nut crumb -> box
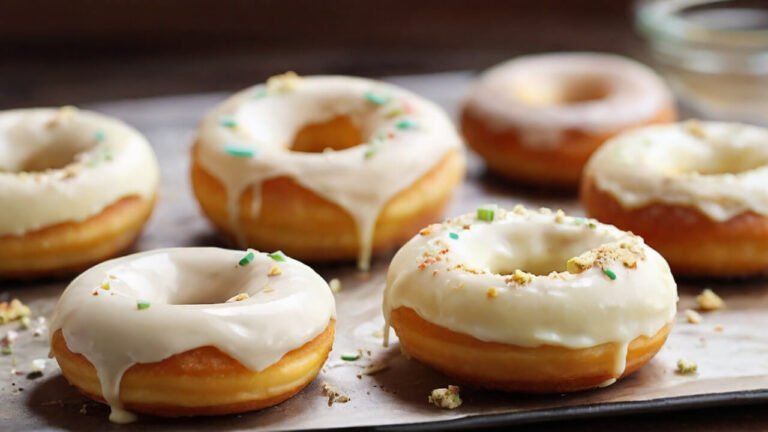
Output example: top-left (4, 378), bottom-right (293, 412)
top-left (676, 358), bottom-right (698, 375)
top-left (0, 299), bottom-right (31, 324)
top-left (554, 209), bottom-right (566, 223)
top-left (329, 278), bottom-right (342, 294)
top-left (268, 265), bottom-right (282, 276)
top-left (321, 383), bottom-right (350, 406)
top-left (505, 269), bottom-right (534, 285)
top-left (486, 287), bottom-right (498, 299)
top-left (428, 385), bottom-right (462, 409)
top-left (226, 293), bottom-right (250, 303)
top-left (696, 289), bottom-right (725, 311)
top-left (356, 361), bottom-right (389, 378)
top-left (685, 309), bottom-right (703, 324)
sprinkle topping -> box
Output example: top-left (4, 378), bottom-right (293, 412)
top-left (395, 118), bottom-right (418, 130)
top-left (219, 116), bottom-right (238, 129)
top-left (365, 91), bottom-right (390, 106)
top-left (224, 143), bottom-right (256, 158)
top-left (238, 251), bottom-right (255, 266)
top-left (94, 130), bottom-right (106, 142)
top-left (341, 352), bottom-right (361, 361)
top-left (269, 251), bottom-right (286, 262)
top-left (477, 205), bottom-right (496, 222)
top-left (602, 268), bottom-right (617, 280)
top-left (136, 301), bottom-right (151, 311)
top-left (449, 232), bottom-right (459, 240)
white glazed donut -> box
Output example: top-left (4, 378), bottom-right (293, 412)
top-left (383, 205), bottom-right (677, 392)
top-left (50, 247), bottom-right (336, 422)
top-left (0, 107), bottom-right (159, 278)
top-left (461, 53), bottom-right (675, 186)
top-left (582, 121), bottom-right (768, 276)
top-left (191, 73), bottom-right (465, 270)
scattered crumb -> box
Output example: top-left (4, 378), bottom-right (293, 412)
top-left (419, 228), bottom-right (432, 236)
top-left (268, 265), bottom-right (282, 277)
top-left (685, 119), bottom-right (706, 138)
top-left (428, 385), bottom-right (462, 409)
top-left (512, 204), bottom-right (527, 216)
top-left (266, 71), bottom-right (301, 93)
top-left (79, 404), bottom-right (88, 415)
top-left (505, 269), bottom-right (534, 285)
top-left (371, 329), bottom-right (384, 339)
top-left (554, 209), bottom-right (566, 223)
top-left (226, 293), bottom-right (250, 303)
top-left (321, 383), bottom-right (350, 406)
top-left (356, 361), bottom-right (389, 378)
top-left (676, 358), bottom-right (698, 375)
top-left (539, 207), bottom-right (552, 215)
top-left (696, 289), bottom-right (725, 311)
top-left (486, 287), bottom-right (498, 299)
top-left (0, 299), bottom-right (31, 324)
top-left (263, 286), bottom-right (275, 293)
top-left (714, 324), bottom-right (724, 332)
top-left (685, 309), bottom-right (703, 324)
top-left (329, 278), bottom-right (342, 294)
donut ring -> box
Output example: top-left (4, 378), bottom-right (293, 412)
top-left (0, 108), bottom-right (159, 278)
top-left (383, 206), bottom-right (677, 392)
top-left (50, 248), bottom-right (336, 422)
top-left (461, 53), bottom-right (675, 187)
top-left (582, 121), bottom-right (768, 277)
top-left (191, 73), bottom-right (465, 270)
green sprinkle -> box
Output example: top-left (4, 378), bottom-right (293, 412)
top-left (364, 141), bottom-right (382, 159)
top-left (137, 301), bottom-right (151, 311)
top-left (395, 118), bottom-right (418, 130)
top-left (573, 217), bottom-right (586, 225)
top-left (269, 251), bottom-right (286, 262)
top-left (449, 232), bottom-right (459, 240)
top-left (365, 91), bottom-right (390, 106)
top-left (340, 352), bottom-right (360, 361)
top-left (100, 281), bottom-right (110, 290)
top-left (219, 116), bottom-right (238, 128)
top-left (603, 268), bottom-right (617, 280)
top-left (224, 143), bottom-right (256, 158)
top-left (477, 205), bottom-right (496, 222)
top-left (239, 251), bottom-right (255, 267)
top-left (2, 346), bottom-right (12, 355)
top-left (94, 130), bottom-right (106, 142)
top-left (252, 88), bottom-right (268, 99)
top-left (588, 222), bottom-right (597, 229)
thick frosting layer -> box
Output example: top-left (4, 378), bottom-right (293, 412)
top-left (463, 53), bottom-right (672, 148)
top-left (49, 247), bottom-right (336, 423)
top-left (384, 206), bottom-right (677, 380)
top-left (0, 107), bottom-right (159, 236)
top-left (195, 74), bottom-right (464, 269)
top-left (586, 121), bottom-right (768, 221)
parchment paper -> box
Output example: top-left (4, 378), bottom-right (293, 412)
top-left (1, 72), bottom-right (767, 431)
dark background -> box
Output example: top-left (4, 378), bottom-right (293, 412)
top-left (2, 1), bottom-right (767, 430)
top-left (0, 0), bottom-right (641, 108)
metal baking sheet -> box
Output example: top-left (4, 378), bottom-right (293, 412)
top-left (2, 72), bottom-right (768, 431)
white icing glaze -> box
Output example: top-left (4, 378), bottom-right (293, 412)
top-left (195, 74), bottom-right (463, 270)
top-left (586, 121), bottom-right (768, 221)
top-left (383, 207), bottom-right (677, 380)
top-left (463, 53), bottom-right (673, 148)
top-left (0, 107), bottom-right (159, 236)
top-left (49, 247), bottom-right (336, 423)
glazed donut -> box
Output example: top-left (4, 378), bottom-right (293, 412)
top-left (50, 247), bottom-right (335, 422)
top-left (0, 107), bottom-right (159, 278)
top-left (461, 53), bottom-right (676, 187)
top-left (191, 73), bottom-right (465, 270)
top-left (582, 121), bottom-right (768, 277)
top-left (383, 206), bottom-right (677, 393)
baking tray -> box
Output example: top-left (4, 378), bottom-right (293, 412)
top-left (2, 72), bottom-right (768, 431)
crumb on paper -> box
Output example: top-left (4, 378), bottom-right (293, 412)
top-left (226, 293), bottom-right (250, 303)
top-left (685, 309), bottom-right (703, 324)
top-left (676, 358), bottom-right (698, 375)
top-left (372, 329), bottom-right (383, 338)
top-left (0, 299), bottom-right (31, 324)
top-left (32, 317), bottom-right (48, 337)
top-left (321, 383), bottom-right (350, 406)
top-left (428, 385), bottom-right (462, 409)
top-left (356, 361), bottom-right (389, 379)
top-left (329, 278), bottom-right (342, 294)
top-left (714, 324), bottom-right (724, 332)
top-left (696, 288), bottom-right (725, 311)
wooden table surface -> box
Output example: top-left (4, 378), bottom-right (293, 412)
top-left (0, 1), bottom-right (767, 430)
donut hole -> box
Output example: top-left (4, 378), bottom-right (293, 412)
top-left (514, 75), bottom-right (612, 106)
top-left (462, 223), bottom-right (610, 276)
top-left (290, 116), bottom-right (364, 153)
top-left (0, 123), bottom-right (97, 173)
